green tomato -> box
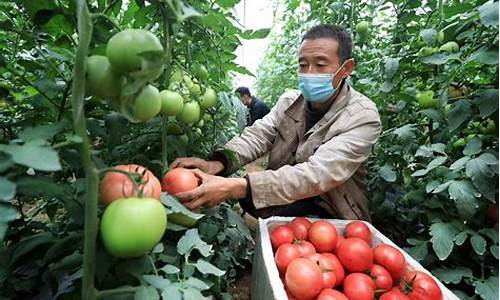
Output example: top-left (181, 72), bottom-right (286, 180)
top-left (452, 138), bottom-right (466, 149)
top-left (189, 83), bottom-right (201, 95)
top-left (418, 46), bottom-right (437, 57)
top-left (179, 134), bottom-right (189, 146)
top-left (417, 90), bottom-right (437, 108)
top-left (101, 197), bottom-right (167, 258)
top-left (200, 88), bottom-right (217, 109)
top-left (437, 31), bottom-right (445, 43)
top-left (165, 121), bottom-right (183, 135)
top-left (170, 70), bottom-right (183, 83)
top-left (183, 75), bottom-right (194, 88)
top-left (177, 101), bottom-right (200, 125)
top-left (192, 63), bottom-right (209, 81)
top-left (168, 212), bottom-right (197, 228)
top-left (197, 119), bottom-right (204, 128)
top-left (160, 90), bottom-right (184, 116)
top-left (439, 41), bottom-right (459, 52)
top-left (86, 55), bottom-right (124, 98)
top-left (355, 21), bottom-right (369, 36)
top-left (133, 85), bottom-right (162, 122)
top-left (106, 29), bottom-right (163, 74)
top-left (480, 119), bottom-right (497, 135)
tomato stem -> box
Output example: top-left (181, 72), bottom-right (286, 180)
top-left (160, 2), bottom-right (172, 175)
top-left (73, 2), bottom-right (98, 299)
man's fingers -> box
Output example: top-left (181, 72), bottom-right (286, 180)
top-left (175, 187), bottom-right (203, 202)
top-left (189, 168), bottom-right (208, 181)
top-left (185, 196), bottom-right (210, 210)
top-left (169, 157), bottom-right (186, 169)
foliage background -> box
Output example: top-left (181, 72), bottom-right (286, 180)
top-left (255, 1), bottom-right (499, 299)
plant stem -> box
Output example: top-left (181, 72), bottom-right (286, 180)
top-left (73, 1), bottom-right (98, 299)
top-left (161, 3), bottom-right (172, 175)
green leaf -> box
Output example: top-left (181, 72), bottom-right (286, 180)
top-left (450, 156), bottom-right (471, 171)
top-left (455, 231), bottom-right (468, 246)
top-left (0, 141), bottom-right (61, 171)
top-left (379, 164), bottom-right (397, 182)
top-left (426, 180), bottom-right (440, 193)
top-left (468, 46), bottom-right (499, 65)
top-left (430, 222), bottom-right (459, 260)
top-left (421, 52), bottom-right (461, 65)
top-left (448, 180), bottom-right (479, 220)
top-left (434, 266), bottom-right (472, 284)
top-left (134, 286), bottom-right (159, 300)
top-left (160, 264), bottom-right (180, 274)
top-left (215, 0), bottom-right (239, 9)
top-left (379, 81), bottom-right (394, 93)
top-left (394, 124), bottom-right (417, 140)
top-left (161, 194), bottom-right (204, 220)
top-left (479, 228), bottom-right (499, 243)
top-left (420, 28), bottom-right (437, 45)
top-left (384, 57), bottom-right (400, 78)
top-left (161, 284), bottom-right (182, 300)
top-left (143, 275), bottom-right (170, 289)
top-left (475, 89), bottom-right (499, 118)
top-left (0, 177), bottom-right (15, 202)
top-left (240, 28), bottom-right (271, 39)
top-left (412, 156), bottom-right (447, 177)
top-left (490, 244), bottom-right (499, 260)
top-left (463, 137), bottom-right (482, 156)
top-left (478, 1), bottom-right (499, 27)
top-left (183, 277), bottom-right (210, 291)
top-left (10, 232), bottom-right (54, 265)
top-left (195, 259), bottom-right (226, 276)
top-left (415, 143), bottom-right (446, 157)
top-left (182, 287), bottom-right (209, 300)
top-left (474, 276), bottom-right (499, 300)
top-left (177, 229), bottom-right (213, 257)
top-left (405, 239), bottom-right (429, 261)
top-left (0, 204), bottom-right (18, 240)
top-left (471, 234), bottom-right (487, 255)
top-left (447, 99), bottom-right (472, 131)
top-left (18, 121), bottom-right (67, 142)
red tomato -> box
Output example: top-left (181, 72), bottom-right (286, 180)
top-left (100, 164), bottom-right (161, 205)
top-left (294, 240), bottom-right (316, 257)
top-left (308, 253), bottom-right (344, 289)
top-left (343, 273), bottom-right (375, 300)
top-left (380, 288), bottom-right (410, 300)
top-left (290, 217), bottom-right (312, 240)
top-left (316, 289), bottom-right (349, 300)
top-left (270, 225), bottom-right (295, 250)
top-left (374, 244), bottom-right (406, 279)
top-left (285, 258), bottom-right (323, 300)
top-left (275, 243), bottom-right (301, 274)
top-left (400, 271), bottom-right (443, 300)
top-left (368, 264), bottom-right (393, 291)
top-left (285, 288), bottom-right (300, 300)
top-left (161, 167), bottom-right (199, 195)
top-left (344, 221), bottom-right (372, 245)
top-left (334, 235), bottom-right (344, 255)
top-left (308, 220), bottom-right (338, 252)
top-left (337, 238), bottom-right (373, 272)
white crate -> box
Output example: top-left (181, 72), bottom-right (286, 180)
top-left (250, 216), bottom-right (460, 300)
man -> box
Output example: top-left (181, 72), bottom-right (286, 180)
top-left (235, 87), bottom-right (270, 126)
top-left (170, 24), bottom-right (382, 220)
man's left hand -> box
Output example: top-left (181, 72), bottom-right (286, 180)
top-left (174, 169), bottom-right (247, 210)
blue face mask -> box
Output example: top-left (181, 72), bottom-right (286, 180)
top-left (298, 66), bottom-right (344, 103)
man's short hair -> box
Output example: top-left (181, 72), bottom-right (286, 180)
top-left (301, 24), bottom-right (353, 63)
top-left (235, 87), bottom-right (251, 97)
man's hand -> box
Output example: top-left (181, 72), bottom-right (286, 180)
top-left (169, 157), bottom-right (224, 175)
top-left (175, 169), bottom-right (247, 210)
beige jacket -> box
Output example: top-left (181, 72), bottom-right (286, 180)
top-left (220, 83), bottom-right (382, 220)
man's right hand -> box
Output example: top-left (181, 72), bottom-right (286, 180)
top-left (169, 157), bottom-right (224, 175)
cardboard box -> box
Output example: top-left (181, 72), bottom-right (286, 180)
top-left (251, 216), bottom-right (460, 300)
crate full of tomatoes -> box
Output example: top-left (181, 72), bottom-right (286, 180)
top-left (250, 217), bottom-right (460, 300)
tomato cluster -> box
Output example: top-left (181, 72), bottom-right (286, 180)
top-left (270, 218), bottom-right (443, 300)
top-left (85, 28), bottom-right (218, 128)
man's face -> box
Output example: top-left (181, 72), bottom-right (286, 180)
top-left (239, 94), bottom-right (251, 106)
top-left (298, 37), bottom-right (342, 75)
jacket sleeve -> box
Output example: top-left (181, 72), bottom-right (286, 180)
top-left (212, 91), bottom-right (299, 176)
top-left (247, 109), bottom-right (382, 209)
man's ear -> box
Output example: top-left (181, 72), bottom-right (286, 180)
top-left (341, 58), bottom-right (355, 78)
